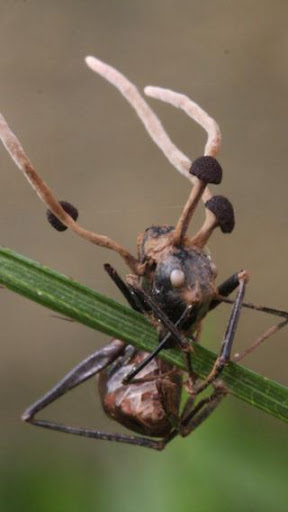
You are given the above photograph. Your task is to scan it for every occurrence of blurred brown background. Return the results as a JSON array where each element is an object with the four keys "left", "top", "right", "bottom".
[{"left": 0, "top": 1, "right": 287, "bottom": 511}]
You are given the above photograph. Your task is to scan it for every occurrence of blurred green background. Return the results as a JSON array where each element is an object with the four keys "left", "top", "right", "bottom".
[{"left": 0, "top": 1, "right": 287, "bottom": 511}]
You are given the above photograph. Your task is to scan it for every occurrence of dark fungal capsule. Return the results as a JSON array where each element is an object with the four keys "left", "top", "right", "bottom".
[
  {"left": 46, "top": 200, "right": 79, "bottom": 232},
  {"left": 190, "top": 156, "right": 223, "bottom": 185},
  {"left": 205, "top": 195, "right": 235, "bottom": 233}
]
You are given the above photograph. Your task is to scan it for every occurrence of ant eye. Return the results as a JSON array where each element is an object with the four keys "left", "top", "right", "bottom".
[{"left": 170, "top": 269, "right": 185, "bottom": 288}]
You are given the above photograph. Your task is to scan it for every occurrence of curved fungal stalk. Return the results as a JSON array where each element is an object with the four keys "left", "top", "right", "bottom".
[
  {"left": 85, "top": 56, "right": 219, "bottom": 202},
  {"left": 143, "top": 85, "right": 222, "bottom": 243},
  {"left": 144, "top": 86, "right": 222, "bottom": 203},
  {"left": 0, "top": 113, "right": 141, "bottom": 274},
  {"left": 173, "top": 156, "right": 222, "bottom": 245},
  {"left": 144, "top": 86, "right": 221, "bottom": 158},
  {"left": 191, "top": 195, "right": 235, "bottom": 248}
]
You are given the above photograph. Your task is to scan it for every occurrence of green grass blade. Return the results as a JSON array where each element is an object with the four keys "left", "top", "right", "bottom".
[{"left": 0, "top": 246, "right": 287, "bottom": 422}]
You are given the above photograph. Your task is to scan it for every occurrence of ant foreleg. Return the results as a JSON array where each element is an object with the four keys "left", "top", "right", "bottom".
[
  {"left": 195, "top": 277, "right": 246, "bottom": 395},
  {"left": 104, "top": 263, "right": 147, "bottom": 314},
  {"left": 122, "top": 305, "right": 194, "bottom": 384},
  {"left": 130, "top": 284, "right": 191, "bottom": 351},
  {"left": 209, "top": 270, "right": 248, "bottom": 311},
  {"left": 22, "top": 339, "right": 126, "bottom": 421}
]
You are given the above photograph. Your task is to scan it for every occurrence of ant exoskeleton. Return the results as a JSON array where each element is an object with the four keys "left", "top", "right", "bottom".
[{"left": 0, "top": 56, "right": 287, "bottom": 451}]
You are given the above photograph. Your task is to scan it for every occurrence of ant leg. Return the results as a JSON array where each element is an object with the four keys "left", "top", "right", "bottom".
[
  {"left": 195, "top": 277, "right": 247, "bottom": 395},
  {"left": 209, "top": 272, "right": 241, "bottom": 311},
  {"left": 233, "top": 317, "right": 288, "bottom": 363},
  {"left": 222, "top": 298, "right": 288, "bottom": 319},
  {"left": 131, "top": 284, "right": 191, "bottom": 351},
  {"left": 154, "top": 360, "right": 182, "bottom": 431},
  {"left": 22, "top": 339, "right": 165, "bottom": 451},
  {"left": 123, "top": 305, "right": 194, "bottom": 383},
  {"left": 104, "top": 264, "right": 147, "bottom": 314},
  {"left": 22, "top": 339, "right": 126, "bottom": 420},
  {"left": 131, "top": 286, "right": 199, "bottom": 384},
  {"left": 104, "top": 264, "right": 198, "bottom": 383},
  {"left": 104, "top": 263, "right": 192, "bottom": 351},
  {"left": 180, "top": 381, "right": 228, "bottom": 437},
  {"left": 158, "top": 381, "right": 228, "bottom": 447},
  {"left": 24, "top": 420, "right": 165, "bottom": 450},
  {"left": 210, "top": 270, "right": 288, "bottom": 320},
  {"left": 209, "top": 270, "right": 249, "bottom": 311},
  {"left": 104, "top": 264, "right": 196, "bottom": 383},
  {"left": 209, "top": 270, "right": 288, "bottom": 362}
]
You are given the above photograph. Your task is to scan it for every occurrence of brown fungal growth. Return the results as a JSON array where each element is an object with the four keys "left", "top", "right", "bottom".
[
  {"left": 46, "top": 201, "right": 79, "bottom": 232},
  {"left": 173, "top": 156, "right": 223, "bottom": 245},
  {"left": 191, "top": 195, "right": 235, "bottom": 248}
]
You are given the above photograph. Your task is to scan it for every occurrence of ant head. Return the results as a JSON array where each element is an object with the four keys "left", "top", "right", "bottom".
[
  {"left": 138, "top": 225, "right": 217, "bottom": 322},
  {"left": 137, "top": 153, "right": 234, "bottom": 320}
]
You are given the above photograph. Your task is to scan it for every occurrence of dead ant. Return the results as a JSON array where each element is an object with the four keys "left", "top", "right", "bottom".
[{"left": 0, "top": 56, "right": 287, "bottom": 451}]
